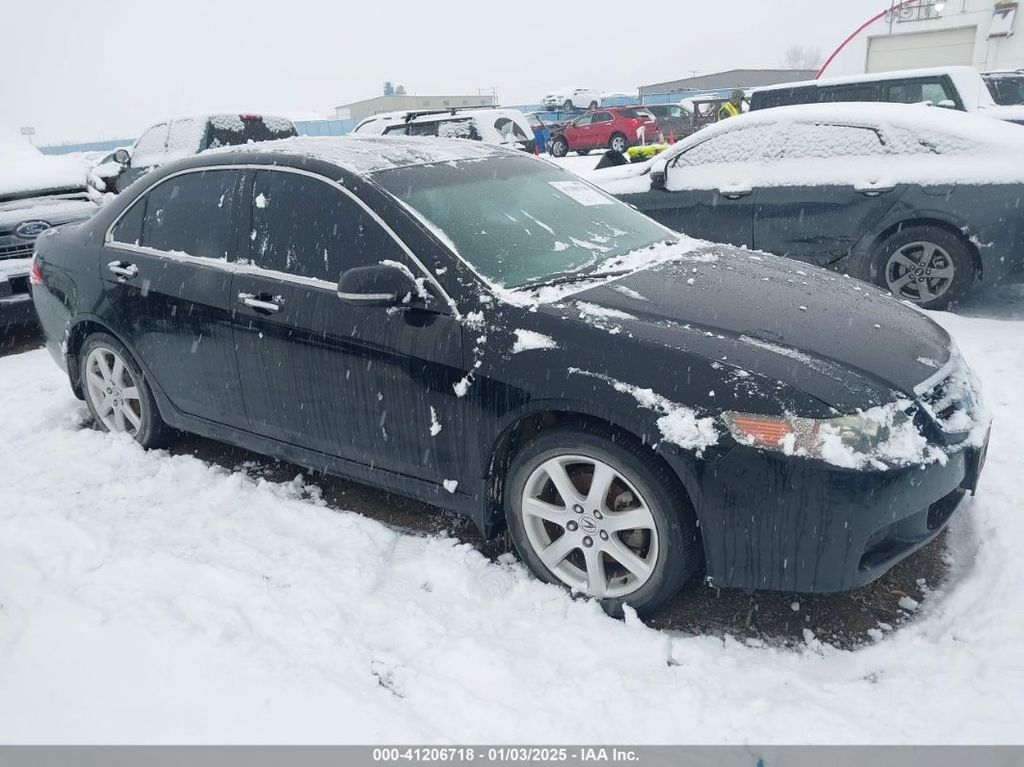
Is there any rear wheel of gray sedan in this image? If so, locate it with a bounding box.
[80,333,168,448]
[504,426,699,617]
[873,226,975,310]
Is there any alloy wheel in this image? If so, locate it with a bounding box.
[520,454,659,599]
[85,346,143,437]
[884,241,956,304]
[611,135,627,153]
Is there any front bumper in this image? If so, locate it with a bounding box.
[0,259,36,328]
[694,431,989,593]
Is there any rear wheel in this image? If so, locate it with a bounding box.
[548,136,569,158]
[609,132,629,153]
[563,99,574,110]
[80,333,168,448]
[504,426,699,617]
[589,100,599,109]
[872,226,975,310]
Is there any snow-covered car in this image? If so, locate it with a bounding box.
[1,125,97,328]
[543,87,602,111]
[587,102,1024,309]
[107,114,298,194]
[32,135,990,616]
[379,108,536,153]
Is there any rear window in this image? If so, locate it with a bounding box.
[204,115,298,150]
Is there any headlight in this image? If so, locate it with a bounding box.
[721,408,912,462]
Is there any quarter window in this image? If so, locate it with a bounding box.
[248,171,405,283]
[139,170,241,260]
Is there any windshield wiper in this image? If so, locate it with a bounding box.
[531,269,632,289]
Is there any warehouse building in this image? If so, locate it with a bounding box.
[639,69,820,97]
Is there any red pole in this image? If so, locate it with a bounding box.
[816,0,923,79]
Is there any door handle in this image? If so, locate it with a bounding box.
[238,292,281,313]
[107,260,138,279]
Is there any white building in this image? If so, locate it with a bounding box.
[824,0,1022,77]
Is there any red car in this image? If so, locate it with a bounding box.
[547,107,661,157]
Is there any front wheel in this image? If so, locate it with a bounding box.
[504,427,700,616]
[563,99,574,110]
[609,133,629,153]
[548,137,569,158]
[871,226,976,310]
[80,333,168,448]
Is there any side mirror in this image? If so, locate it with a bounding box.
[936,99,957,109]
[113,149,130,165]
[337,263,429,309]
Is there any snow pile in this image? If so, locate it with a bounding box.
[1,123,88,197]
[0,306,1022,743]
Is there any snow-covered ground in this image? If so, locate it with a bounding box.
[0,292,1022,744]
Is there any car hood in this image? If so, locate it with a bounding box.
[540,244,952,412]
[0,196,97,230]
[1,151,88,200]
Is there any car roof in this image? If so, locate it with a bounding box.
[203,134,514,175]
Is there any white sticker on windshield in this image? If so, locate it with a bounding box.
[548,181,612,206]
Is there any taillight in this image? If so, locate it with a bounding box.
[29,256,43,286]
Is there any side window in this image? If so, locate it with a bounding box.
[494,118,528,141]
[110,199,146,245]
[131,123,168,168]
[573,115,593,127]
[674,126,784,167]
[248,171,406,283]
[884,79,956,106]
[591,111,613,124]
[383,124,409,136]
[140,170,241,260]
[437,119,477,139]
[407,122,439,137]
[779,124,886,159]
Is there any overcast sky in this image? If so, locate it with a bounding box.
[3,0,886,145]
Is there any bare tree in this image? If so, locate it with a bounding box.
[782,44,824,70]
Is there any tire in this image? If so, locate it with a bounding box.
[589,100,599,109]
[79,332,169,448]
[577,148,591,156]
[504,425,700,617]
[563,99,574,110]
[870,225,976,310]
[548,137,569,158]
[609,133,629,153]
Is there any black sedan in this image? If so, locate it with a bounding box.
[589,102,1024,310]
[31,135,990,615]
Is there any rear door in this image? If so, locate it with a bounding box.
[230,168,465,480]
[588,111,614,148]
[752,123,905,265]
[101,168,249,428]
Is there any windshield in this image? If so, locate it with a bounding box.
[985,74,1024,106]
[373,155,672,289]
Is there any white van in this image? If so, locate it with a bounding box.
[750,66,1024,125]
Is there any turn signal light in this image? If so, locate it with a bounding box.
[726,414,793,449]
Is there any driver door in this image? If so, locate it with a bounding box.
[229,168,466,481]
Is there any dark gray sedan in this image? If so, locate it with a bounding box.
[589,102,1024,309]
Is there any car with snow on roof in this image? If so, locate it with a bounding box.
[31,134,991,616]
[2,123,97,329]
[377,108,536,154]
[587,102,1024,309]
[102,113,298,194]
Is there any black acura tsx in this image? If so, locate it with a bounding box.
[30,135,991,615]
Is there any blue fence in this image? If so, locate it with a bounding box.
[37,93,732,155]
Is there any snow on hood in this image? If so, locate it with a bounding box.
[1,124,88,198]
